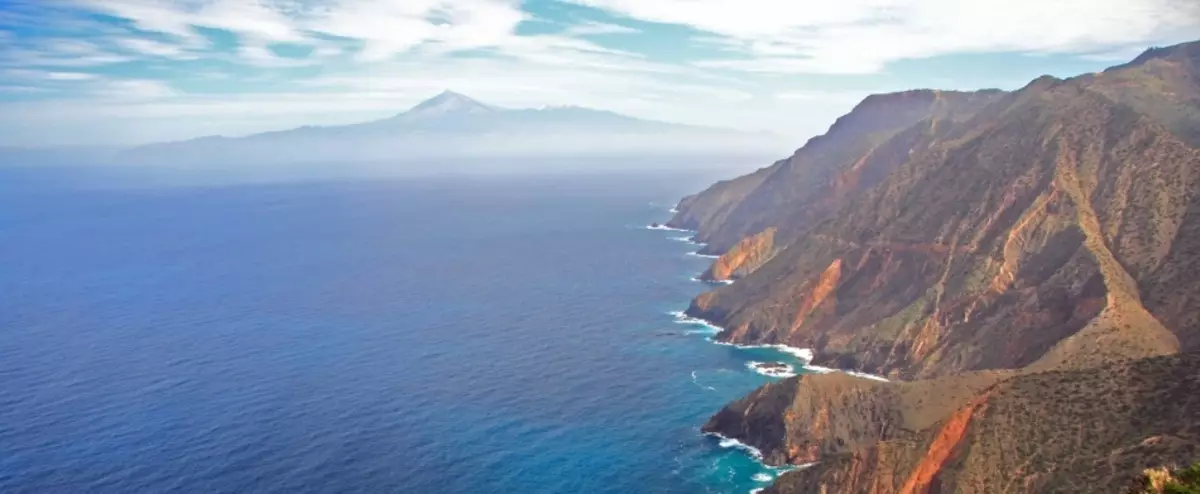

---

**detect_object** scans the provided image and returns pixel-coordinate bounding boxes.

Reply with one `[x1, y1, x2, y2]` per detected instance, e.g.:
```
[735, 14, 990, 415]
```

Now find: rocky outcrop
[763, 352, 1200, 494]
[702, 371, 1009, 466]
[702, 228, 777, 281]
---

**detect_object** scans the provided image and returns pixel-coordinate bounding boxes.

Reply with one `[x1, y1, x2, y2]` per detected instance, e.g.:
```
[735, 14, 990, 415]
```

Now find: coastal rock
[702, 371, 1007, 466]
[763, 352, 1200, 494]
[702, 228, 777, 282]
[754, 362, 790, 371]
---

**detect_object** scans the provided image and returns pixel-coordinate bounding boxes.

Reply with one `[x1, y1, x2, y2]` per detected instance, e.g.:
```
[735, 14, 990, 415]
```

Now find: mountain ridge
[675, 40, 1200, 493]
[117, 90, 785, 167]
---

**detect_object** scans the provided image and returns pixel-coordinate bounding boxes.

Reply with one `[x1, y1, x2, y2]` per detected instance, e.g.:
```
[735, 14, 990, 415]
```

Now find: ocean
[0, 167, 812, 493]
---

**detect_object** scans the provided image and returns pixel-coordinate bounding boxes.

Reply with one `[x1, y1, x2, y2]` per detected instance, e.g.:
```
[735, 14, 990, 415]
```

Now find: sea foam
[669, 310, 723, 334]
[688, 276, 736, 286]
[690, 370, 717, 391]
[706, 431, 764, 461]
[668, 297, 890, 383]
[646, 224, 692, 232]
[712, 340, 815, 363]
[745, 361, 797, 378]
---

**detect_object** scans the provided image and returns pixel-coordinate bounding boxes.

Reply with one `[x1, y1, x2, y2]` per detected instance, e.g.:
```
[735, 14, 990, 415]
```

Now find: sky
[1, 0, 1198, 147]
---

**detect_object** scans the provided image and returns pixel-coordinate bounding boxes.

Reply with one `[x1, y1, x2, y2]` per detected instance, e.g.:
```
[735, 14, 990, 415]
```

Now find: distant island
[668, 39, 1200, 492]
[116, 90, 785, 167]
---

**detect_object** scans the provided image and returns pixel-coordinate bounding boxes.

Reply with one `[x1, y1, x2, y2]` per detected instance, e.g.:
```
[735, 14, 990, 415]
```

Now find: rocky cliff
[681, 40, 1200, 494]
[703, 370, 1010, 466]
[702, 227, 777, 281]
[678, 41, 1200, 380]
[762, 352, 1200, 494]
[668, 89, 1005, 254]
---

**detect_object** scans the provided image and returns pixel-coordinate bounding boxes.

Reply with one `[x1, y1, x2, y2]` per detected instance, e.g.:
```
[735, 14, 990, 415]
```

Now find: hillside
[761, 352, 1200, 494]
[676, 41, 1200, 381]
[668, 89, 1004, 254]
[678, 39, 1200, 494]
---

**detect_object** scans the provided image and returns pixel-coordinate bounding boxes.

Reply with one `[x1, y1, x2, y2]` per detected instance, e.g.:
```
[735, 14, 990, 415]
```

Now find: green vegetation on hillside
[1141, 463, 1200, 494]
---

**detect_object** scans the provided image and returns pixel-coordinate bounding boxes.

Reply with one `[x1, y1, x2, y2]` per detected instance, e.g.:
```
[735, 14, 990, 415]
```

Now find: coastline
[670, 309, 888, 381]
[651, 212, 886, 491]
[651, 216, 888, 382]
[702, 431, 814, 491]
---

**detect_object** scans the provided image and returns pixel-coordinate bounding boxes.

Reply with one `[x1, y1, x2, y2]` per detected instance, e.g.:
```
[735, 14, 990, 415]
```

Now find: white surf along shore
[668, 310, 888, 382]
[648, 218, 889, 383]
[703, 430, 817, 486]
[651, 211, 833, 492]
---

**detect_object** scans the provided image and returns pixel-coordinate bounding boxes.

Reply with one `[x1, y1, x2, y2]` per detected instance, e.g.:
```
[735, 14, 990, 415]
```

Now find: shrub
[1142, 463, 1200, 494]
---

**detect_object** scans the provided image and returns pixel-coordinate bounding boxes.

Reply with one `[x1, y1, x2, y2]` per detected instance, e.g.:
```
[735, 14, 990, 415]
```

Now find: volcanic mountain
[117, 90, 783, 167]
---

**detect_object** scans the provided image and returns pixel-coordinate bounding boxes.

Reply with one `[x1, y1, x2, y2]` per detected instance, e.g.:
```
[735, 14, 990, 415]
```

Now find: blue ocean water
[0, 168, 810, 493]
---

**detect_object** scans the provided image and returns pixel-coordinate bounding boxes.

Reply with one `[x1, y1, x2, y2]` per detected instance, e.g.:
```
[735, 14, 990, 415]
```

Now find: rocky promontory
[700, 228, 777, 282]
[763, 353, 1200, 493]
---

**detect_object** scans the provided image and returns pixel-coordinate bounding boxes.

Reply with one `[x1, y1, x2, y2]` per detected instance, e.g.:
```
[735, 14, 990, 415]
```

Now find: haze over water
[0, 167, 809, 493]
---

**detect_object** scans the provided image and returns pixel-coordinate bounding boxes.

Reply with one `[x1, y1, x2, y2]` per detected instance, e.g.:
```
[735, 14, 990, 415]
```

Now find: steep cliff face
[702, 371, 1010, 466]
[669, 90, 1005, 254]
[684, 42, 1200, 380]
[686, 40, 1200, 494]
[763, 352, 1200, 494]
[702, 228, 777, 281]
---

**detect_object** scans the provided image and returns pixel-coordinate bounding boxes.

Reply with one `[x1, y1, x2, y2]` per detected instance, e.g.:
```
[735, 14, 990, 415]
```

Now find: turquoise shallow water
[0, 168, 810, 493]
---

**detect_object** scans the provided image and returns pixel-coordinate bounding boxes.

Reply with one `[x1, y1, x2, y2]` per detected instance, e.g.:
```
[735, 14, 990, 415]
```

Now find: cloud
[0, 85, 47, 94]
[56, 0, 646, 66]
[563, 21, 640, 36]
[115, 37, 197, 59]
[235, 43, 315, 67]
[71, 0, 302, 43]
[0, 37, 133, 68]
[66, 0, 534, 63]
[94, 79, 179, 100]
[562, 0, 1200, 73]
[1, 0, 1195, 147]
[45, 72, 99, 81]
[4, 68, 100, 81]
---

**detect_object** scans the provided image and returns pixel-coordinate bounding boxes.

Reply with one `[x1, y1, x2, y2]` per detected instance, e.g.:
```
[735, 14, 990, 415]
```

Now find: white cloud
[0, 38, 133, 68]
[45, 72, 99, 81]
[0, 85, 47, 94]
[236, 43, 315, 67]
[93, 79, 180, 100]
[68, 0, 535, 63]
[72, 0, 302, 43]
[562, 0, 1200, 73]
[3, 0, 1196, 146]
[562, 20, 640, 36]
[116, 37, 196, 59]
[3, 68, 100, 81]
